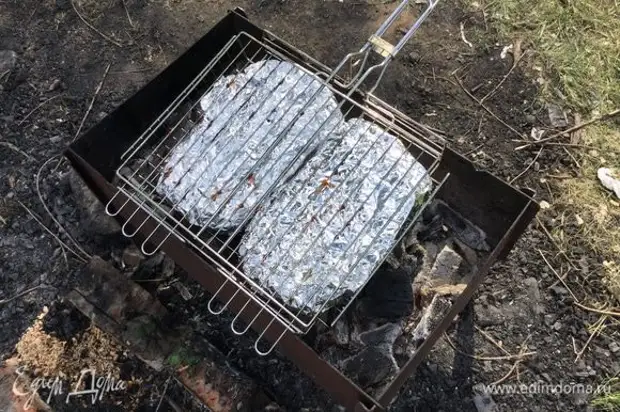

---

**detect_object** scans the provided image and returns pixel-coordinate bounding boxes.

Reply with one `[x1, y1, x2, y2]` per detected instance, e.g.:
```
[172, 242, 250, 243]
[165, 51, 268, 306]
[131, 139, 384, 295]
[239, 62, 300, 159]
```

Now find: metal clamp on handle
[338, 0, 439, 93]
[364, 0, 439, 60]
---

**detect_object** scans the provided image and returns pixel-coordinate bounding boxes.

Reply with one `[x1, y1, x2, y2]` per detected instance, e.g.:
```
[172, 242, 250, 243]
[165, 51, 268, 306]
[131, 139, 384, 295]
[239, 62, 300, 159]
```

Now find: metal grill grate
[106, 0, 447, 355]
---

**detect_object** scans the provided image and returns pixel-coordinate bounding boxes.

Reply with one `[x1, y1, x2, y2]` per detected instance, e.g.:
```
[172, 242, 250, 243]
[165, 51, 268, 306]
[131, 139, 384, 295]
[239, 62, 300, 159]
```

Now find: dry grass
[15, 308, 122, 380]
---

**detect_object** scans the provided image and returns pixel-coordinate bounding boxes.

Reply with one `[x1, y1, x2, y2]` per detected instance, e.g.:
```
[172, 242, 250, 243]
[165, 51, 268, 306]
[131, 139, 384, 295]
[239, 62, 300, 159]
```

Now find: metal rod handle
[363, 0, 439, 61]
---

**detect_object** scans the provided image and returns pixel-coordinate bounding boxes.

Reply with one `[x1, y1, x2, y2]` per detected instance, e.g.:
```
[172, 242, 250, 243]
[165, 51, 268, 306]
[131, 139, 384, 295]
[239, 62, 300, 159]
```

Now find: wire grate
[106, 0, 445, 355]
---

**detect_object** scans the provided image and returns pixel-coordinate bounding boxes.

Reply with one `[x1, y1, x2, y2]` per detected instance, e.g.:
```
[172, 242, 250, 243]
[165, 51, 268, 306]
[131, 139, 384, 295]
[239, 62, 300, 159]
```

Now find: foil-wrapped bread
[156, 59, 343, 231]
[240, 117, 433, 314]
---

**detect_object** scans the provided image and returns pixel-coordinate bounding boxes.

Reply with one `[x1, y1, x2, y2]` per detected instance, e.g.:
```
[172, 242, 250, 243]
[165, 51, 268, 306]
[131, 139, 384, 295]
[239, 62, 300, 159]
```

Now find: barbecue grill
[65, 3, 539, 411]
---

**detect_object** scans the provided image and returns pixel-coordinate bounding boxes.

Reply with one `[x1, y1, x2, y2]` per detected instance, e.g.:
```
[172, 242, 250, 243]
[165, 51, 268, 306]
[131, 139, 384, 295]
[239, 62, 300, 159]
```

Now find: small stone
[552, 321, 562, 331]
[49, 135, 62, 144]
[408, 51, 421, 63]
[524, 277, 544, 315]
[543, 314, 556, 327]
[475, 304, 505, 327]
[0, 50, 17, 74]
[525, 114, 536, 124]
[473, 393, 497, 412]
[609, 341, 620, 353]
[122, 243, 145, 269]
[48, 78, 62, 92]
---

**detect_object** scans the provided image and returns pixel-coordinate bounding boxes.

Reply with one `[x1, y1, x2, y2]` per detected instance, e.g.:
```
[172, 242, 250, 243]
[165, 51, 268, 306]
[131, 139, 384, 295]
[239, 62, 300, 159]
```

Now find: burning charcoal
[359, 265, 415, 321]
[332, 317, 350, 346]
[428, 245, 463, 283]
[358, 322, 402, 347]
[341, 346, 398, 388]
[411, 295, 452, 343]
[122, 243, 144, 269]
[435, 201, 490, 251]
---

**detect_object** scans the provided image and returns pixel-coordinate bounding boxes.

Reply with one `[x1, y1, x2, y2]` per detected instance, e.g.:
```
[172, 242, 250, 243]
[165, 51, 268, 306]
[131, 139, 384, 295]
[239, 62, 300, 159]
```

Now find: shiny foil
[240, 118, 433, 314]
[156, 59, 343, 230]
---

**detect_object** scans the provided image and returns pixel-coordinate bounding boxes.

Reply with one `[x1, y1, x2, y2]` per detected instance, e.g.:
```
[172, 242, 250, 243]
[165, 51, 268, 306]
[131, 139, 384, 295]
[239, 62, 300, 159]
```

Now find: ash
[309, 199, 490, 396]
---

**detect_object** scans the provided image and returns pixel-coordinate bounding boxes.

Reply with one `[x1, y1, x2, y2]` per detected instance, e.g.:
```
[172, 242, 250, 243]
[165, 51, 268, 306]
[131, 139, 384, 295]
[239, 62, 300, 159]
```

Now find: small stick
[0, 141, 35, 161]
[510, 145, 543, 184]
[538, 249, 578, 302]
[516, 109, 620, 150]
[475, 325, 511, 356]
[574, 301, 620, 318]
[460, 22, 473, 48]
[0, 284, 56, 306]
[155, 376, 172, 412]
[575, 315, 606, 362]
[536, 216, 578, 271]
[454, 75, 525, 140]
[18, 94, 63, 126]
[71, 0, 123, 47]
[0, 213, 6, 225]
[52, 63, 111, 172]
[444, 333, 536, 361]
[16, 199, 88, 264]
[71, 63, 111, 143]
[481, 50, 527, 104]
[490, 358, 520, 386]
[37, 156, 92, 261]
[121, 0, 135, 28]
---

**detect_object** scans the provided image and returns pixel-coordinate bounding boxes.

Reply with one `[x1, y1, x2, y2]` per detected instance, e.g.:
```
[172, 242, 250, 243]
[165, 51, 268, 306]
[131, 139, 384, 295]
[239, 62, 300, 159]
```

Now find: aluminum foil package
[156, 59, 343, 231]
[240, 118, 433, 314]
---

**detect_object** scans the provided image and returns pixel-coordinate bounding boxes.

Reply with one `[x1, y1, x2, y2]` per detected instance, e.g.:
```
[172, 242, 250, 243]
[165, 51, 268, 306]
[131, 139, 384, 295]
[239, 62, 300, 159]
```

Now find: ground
[0, 0, 619, 411]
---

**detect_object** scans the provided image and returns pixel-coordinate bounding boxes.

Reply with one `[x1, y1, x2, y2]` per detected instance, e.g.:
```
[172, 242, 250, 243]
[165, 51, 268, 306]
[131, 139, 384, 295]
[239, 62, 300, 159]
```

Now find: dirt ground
[1, 0, 618, 411]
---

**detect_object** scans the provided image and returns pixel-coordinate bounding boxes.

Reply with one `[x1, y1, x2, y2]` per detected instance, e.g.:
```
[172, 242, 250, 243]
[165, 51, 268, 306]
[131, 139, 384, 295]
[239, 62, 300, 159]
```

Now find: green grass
[592, 377, 620, 411]
[474, 1, 620, 408]
[489, 0, 620, 113]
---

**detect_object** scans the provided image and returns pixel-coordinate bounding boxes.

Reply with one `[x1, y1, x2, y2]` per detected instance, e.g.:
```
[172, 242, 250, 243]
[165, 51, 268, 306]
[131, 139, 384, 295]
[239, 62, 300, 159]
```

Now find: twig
[490, 335, 531, 385]
[491, 358, 520, 386]
[0, 141, 35, 161]
[454, 75, 525, 140]
[16, 199, 88, 264]
[0, 69, 10, 83]
[460, 22, 473, 48]
[155, 376, 172, 412]
[70, 0, 123, 47]
[18, 94, 63, 126]
[36, 156, 92, 261]
[510, 145, 543, 184]
[0, 284, 56, 306]
[575, 315, 607, 362]
[516, 109, 620, 150]
[475, 326, 511, 356]
[574, 301, 620, 318]
[71, 63, 111, 143]
[121, 0, 135, 28]
[538, 249, 578, 302]
[0, 213, 6, 225]
[536, 216, 578, 271]
[481, 50, 527, 104]
[444, 333, 536, 361]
